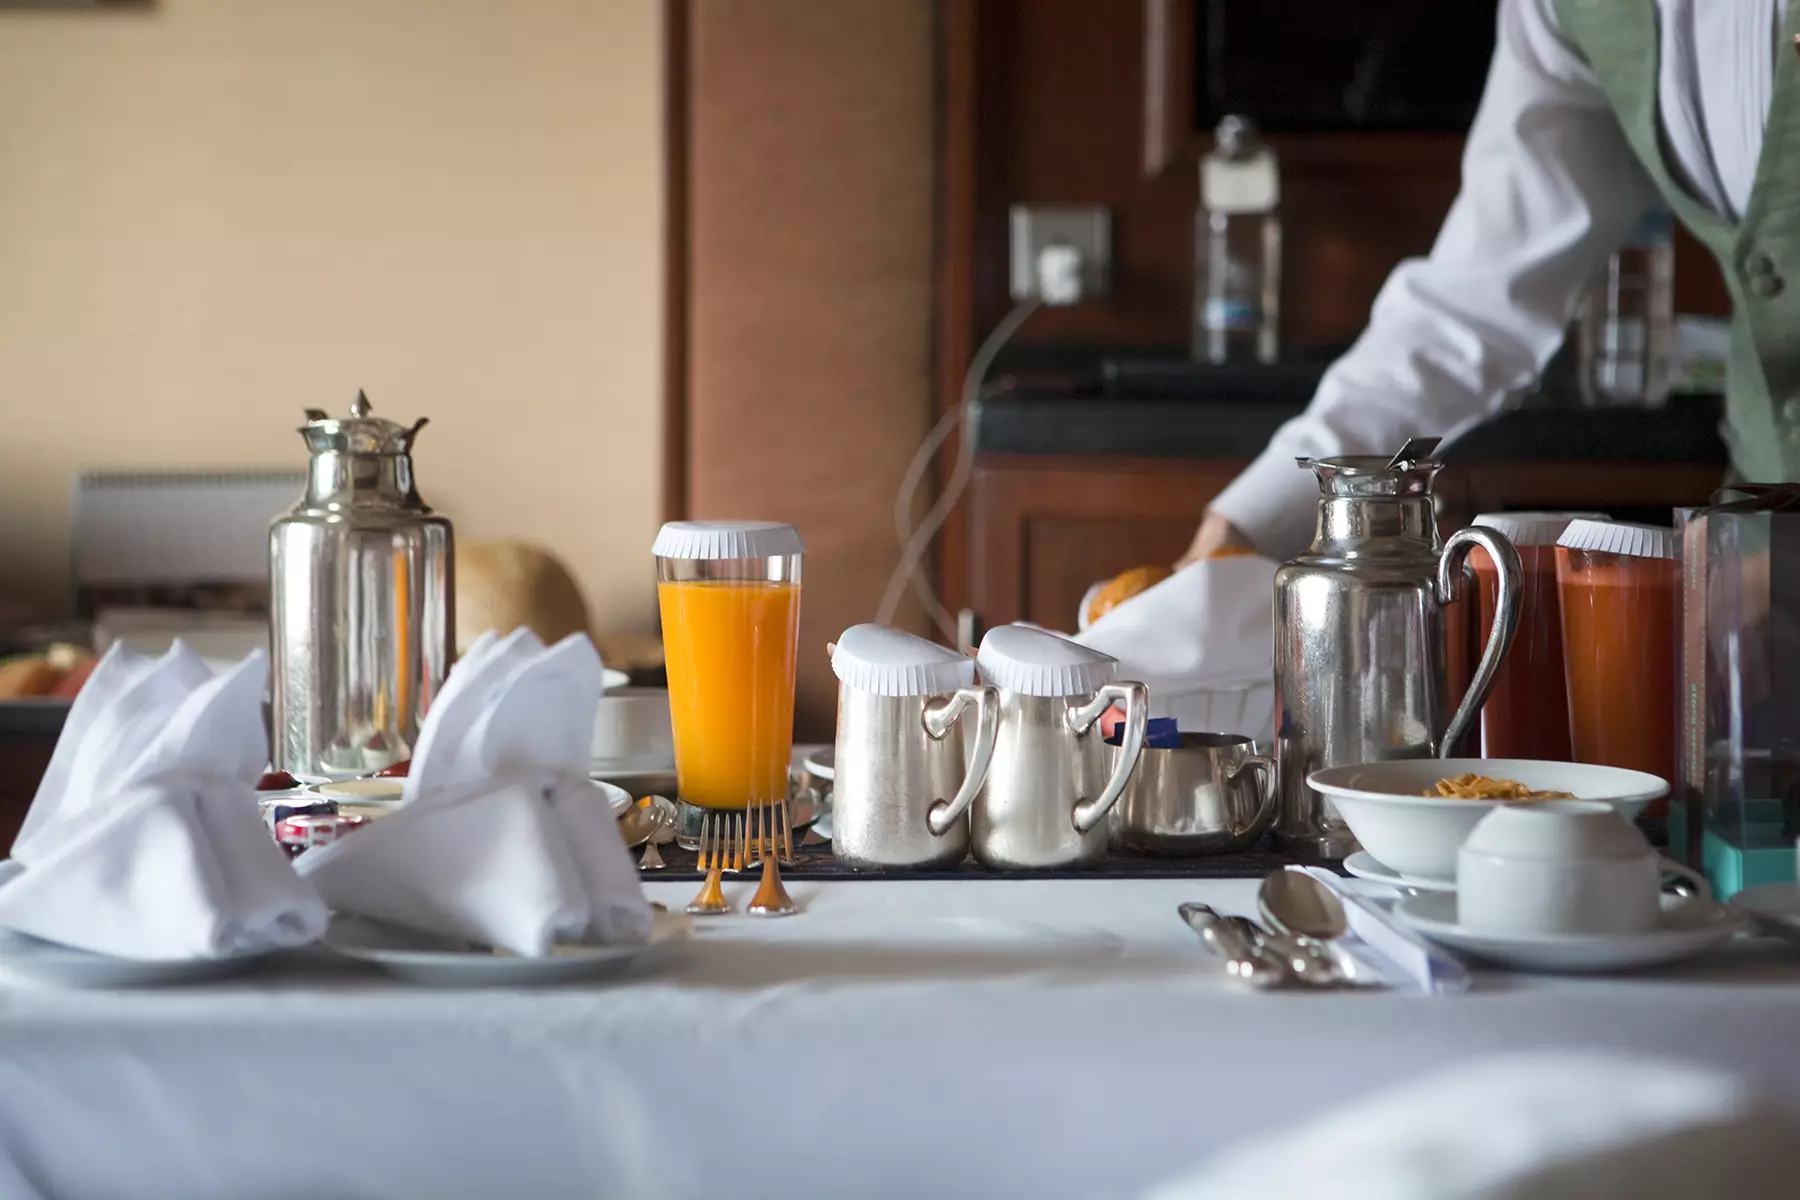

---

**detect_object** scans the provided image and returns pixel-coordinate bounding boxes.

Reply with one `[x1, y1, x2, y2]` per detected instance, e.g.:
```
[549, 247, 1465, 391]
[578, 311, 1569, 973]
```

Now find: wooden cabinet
[967, 455, 1246, 629]
[966, 453, 1727, 635]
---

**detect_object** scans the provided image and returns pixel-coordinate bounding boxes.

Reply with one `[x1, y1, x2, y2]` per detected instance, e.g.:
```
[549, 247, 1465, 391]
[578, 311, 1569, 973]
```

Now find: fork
[745, 797, 796, 917]
[684, 809, 743, 916]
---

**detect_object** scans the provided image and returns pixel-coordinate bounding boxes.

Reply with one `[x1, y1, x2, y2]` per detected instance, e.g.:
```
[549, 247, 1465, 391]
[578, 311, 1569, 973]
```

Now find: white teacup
[590, 687, 675, 769]
[1457, 800, 1711, 938]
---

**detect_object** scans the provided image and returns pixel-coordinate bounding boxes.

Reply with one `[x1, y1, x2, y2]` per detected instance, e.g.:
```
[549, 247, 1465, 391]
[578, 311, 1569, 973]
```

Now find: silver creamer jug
[970, 624, 1149, 869]
[828, 624, 998, 870]
[270, 392, 454, 780]
[1272, 445, 1521, 860]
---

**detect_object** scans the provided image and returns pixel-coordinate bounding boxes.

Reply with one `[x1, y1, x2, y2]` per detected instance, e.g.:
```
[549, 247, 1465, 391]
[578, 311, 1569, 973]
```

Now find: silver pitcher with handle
[1273, 441, 1521, 860]
[829, 624, 999, 869]
[970, 624, 1149, 868]
[270, 391, 453, 781]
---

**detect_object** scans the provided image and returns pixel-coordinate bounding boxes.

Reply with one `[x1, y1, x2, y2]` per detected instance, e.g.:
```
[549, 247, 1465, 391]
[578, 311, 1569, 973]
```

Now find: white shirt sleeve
[1206, 0, 1663, 561]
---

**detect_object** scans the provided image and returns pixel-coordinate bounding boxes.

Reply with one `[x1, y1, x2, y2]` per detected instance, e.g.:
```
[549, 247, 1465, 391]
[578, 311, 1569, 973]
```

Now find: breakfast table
[7, 876, 1800, 1200]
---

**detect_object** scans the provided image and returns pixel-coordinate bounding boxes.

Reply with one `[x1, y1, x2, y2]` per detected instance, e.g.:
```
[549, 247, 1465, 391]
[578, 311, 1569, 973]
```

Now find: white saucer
[1343, 850, 1456, 893]
[591, 765, 678, 801]
[0, 929, 284, 989]
[323, 909, 689, 986]
[1395, 892, 1744, 973]
[804, 747, 835, 782]
[1729, 883, 1800, 947]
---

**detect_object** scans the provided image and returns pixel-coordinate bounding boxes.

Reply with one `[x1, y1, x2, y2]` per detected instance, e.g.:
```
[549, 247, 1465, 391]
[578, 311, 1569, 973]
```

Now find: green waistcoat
[1554, 0, 1800, 482]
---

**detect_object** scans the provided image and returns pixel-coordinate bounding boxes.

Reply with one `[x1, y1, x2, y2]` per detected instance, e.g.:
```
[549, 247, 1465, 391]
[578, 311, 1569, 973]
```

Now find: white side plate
[0, 930, 284, 989]
[1395, 892, 1743, 974]
[323, 909, 690, 986]
[1343, 851, 1457, 894]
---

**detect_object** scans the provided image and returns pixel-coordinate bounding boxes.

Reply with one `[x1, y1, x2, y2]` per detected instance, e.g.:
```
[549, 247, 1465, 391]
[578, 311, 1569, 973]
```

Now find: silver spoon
[1257, 870, 1365, 987]
[1177, 903, 1289, 989]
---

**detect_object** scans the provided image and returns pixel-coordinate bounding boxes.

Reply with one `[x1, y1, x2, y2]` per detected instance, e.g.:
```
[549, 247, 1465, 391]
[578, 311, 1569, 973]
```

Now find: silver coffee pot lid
[299, 390, 427, 456]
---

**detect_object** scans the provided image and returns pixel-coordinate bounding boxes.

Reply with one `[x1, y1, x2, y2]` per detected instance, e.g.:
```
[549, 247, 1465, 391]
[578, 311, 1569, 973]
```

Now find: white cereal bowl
[1306, 759, 1666, 884]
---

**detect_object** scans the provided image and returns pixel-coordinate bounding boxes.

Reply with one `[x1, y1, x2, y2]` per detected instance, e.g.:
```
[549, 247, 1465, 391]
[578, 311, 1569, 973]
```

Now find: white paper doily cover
[1556, 518, 1676, 560]
[652, 520, 804, 560]
[1472, 512, 1609, 547]
[830, 624, 973, 697]
[976, 624, 1117, 697]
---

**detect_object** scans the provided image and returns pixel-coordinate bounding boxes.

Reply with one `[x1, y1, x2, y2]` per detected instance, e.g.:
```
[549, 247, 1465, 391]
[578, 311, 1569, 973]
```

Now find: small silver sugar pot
[970, 625, 1149, 869]
[1109, 732, 1276, 855]
[829, 624, 998, 870]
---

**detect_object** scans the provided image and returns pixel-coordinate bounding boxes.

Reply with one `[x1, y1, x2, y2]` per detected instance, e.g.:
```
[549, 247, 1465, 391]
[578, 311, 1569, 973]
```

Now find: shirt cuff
[1206, 446, 1322, 564]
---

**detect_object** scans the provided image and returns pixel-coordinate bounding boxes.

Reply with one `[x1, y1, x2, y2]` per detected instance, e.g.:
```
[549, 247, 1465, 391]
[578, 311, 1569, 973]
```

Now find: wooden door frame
[663, 0, 690, 524]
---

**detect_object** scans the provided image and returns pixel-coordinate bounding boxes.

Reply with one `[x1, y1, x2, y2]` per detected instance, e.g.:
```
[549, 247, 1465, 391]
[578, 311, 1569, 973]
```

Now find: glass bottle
[1195, 115, 1281, 365]
[1577, 209, 1674, 408]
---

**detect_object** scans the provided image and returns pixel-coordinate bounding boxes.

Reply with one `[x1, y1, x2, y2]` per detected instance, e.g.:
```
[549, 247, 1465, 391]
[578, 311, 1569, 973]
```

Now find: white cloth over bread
[1073, 556, 1276, 740]
[0, 643, 327, 960]
[297, 629, 653, 957]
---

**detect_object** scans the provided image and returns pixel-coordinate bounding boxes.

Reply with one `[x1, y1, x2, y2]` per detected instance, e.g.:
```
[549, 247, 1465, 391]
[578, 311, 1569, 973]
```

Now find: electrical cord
[875, 297, 1041, 642]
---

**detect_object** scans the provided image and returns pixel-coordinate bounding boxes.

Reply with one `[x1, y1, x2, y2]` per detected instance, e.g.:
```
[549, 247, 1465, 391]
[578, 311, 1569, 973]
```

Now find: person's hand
[1176, 511, 1255, 570]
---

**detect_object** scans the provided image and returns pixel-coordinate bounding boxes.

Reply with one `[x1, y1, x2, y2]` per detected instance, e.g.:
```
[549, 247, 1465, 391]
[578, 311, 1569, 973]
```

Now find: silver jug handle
[922, 685, 999, 837]
[1069, 681, 1149, 834]
[1227, 753, 1278, 839]
[1434, 526, 1522, 758]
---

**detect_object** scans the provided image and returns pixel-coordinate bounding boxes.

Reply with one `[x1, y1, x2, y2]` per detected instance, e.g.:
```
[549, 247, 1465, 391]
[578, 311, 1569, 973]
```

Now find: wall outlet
[1009, 204, 1110, 302]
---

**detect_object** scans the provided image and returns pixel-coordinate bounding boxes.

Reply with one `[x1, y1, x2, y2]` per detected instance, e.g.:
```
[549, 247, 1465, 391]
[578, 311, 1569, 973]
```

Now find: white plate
[602, 668, 630, 691]
[594, 778, 634, 817]
[0, 929, 284, 989]
[1395, 892, 1743, 973]
[804, 746, 835, 782]
[592, 766, 678, 801]
[1342, 850, 1457, 894]
[323, 909, 690, 986]
[1730, 883, 1800, 947]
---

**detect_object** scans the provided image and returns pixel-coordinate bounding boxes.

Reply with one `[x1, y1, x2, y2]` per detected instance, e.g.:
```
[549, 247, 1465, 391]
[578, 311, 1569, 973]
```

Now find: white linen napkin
[0, 643, 328, 960]
[1072, 557, 1277, 740]
[1142, 1053, 1800, 1200]
[297, 629, 654, 957]
[1293, 867, 1470, 995]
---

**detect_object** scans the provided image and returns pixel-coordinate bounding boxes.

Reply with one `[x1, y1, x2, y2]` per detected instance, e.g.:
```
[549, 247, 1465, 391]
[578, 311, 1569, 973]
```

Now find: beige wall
[0, 0, 663, 632]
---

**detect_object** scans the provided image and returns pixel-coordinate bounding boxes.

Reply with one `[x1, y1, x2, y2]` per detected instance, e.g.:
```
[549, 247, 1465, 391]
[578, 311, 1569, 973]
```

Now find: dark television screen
[1195, 0, 1500, 133]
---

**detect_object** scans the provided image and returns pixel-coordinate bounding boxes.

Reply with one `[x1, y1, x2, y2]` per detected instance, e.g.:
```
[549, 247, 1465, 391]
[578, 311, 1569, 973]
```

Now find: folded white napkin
[0, 643, 328, 960]
[1143, 1053, 1800, 1200]
[1072, 557, 1277, 740]
[297, 629, 653, 957]
[1294, 867, 1469, 995]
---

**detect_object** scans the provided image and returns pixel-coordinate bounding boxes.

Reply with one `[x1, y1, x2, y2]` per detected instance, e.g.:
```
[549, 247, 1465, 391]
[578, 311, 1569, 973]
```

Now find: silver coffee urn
[269, 392, 454, 780]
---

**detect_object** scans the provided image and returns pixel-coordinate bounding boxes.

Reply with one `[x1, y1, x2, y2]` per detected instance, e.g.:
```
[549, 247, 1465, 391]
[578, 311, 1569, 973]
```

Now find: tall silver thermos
[1271, 442, 1521, 861]
[269, 392, 454, 780]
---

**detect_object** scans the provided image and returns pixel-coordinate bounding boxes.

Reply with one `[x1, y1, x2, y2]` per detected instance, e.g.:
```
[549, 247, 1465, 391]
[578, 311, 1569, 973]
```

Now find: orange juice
[657, 580, 801, 809]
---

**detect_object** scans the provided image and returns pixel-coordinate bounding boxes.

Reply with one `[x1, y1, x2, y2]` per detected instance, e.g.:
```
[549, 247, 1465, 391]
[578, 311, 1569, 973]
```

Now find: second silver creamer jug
[1272, 443, 1521, 860]
[970, 624, 1149, 869]
[829, 624, 998, 869]
[270, 392, 454, 781]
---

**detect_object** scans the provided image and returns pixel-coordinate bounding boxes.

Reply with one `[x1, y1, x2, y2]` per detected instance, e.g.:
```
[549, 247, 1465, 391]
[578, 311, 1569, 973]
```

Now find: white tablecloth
[5, 877, 1800, 1200]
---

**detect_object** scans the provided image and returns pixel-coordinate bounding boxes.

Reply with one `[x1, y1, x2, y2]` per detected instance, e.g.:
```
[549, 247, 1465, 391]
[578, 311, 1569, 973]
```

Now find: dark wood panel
[968, 456, 1246, 629]
[1024, 515, 1200, 629]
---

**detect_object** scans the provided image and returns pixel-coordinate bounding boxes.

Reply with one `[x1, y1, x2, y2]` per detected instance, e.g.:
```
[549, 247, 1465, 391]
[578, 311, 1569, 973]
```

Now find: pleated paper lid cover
[1556, 518, 1677, 559]
[830, 624, 973, 697]
[1472, 512, 1609, 547]
[976, 624, 1118, 697]
[652, 520, 804, 560]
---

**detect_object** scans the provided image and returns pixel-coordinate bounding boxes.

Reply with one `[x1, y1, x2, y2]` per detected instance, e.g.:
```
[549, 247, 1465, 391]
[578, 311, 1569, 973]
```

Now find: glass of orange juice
[654, 521, 803, 810]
